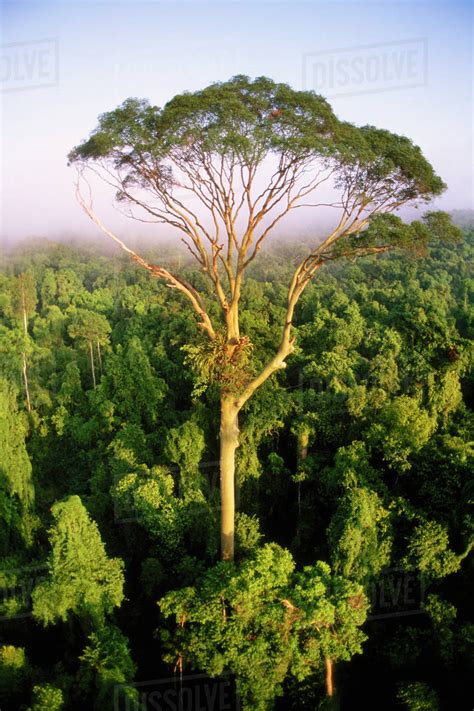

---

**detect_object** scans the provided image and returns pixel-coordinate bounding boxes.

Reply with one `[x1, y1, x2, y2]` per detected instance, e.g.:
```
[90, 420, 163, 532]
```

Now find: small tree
[0, 378, 35, 547]
[397, 681, 439, 711]
[68, 309, 111, 388]
[69, 75, 458, 560]
[164, 418, 207, 494]
[9, 272, 37, 411]
[78, 624, 138, 710]
[0, 645, 30, 708]
[32, 495, 124, 626]
[29, 684, 64, 711]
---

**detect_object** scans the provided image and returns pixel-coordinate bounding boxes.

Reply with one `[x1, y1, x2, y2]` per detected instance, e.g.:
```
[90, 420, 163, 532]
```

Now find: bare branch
[74, 172, 216, 339]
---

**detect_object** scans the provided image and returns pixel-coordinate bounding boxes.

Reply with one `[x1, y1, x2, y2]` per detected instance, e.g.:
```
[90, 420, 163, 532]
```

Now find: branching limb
[74, 174, 216, 339]
[235, 220, 393, 409]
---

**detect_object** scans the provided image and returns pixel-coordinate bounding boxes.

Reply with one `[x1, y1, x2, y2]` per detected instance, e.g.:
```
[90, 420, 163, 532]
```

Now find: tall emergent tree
[67, 308, 111, 389]
[69, 75, 455, 561]
[9, 273, 37, 412]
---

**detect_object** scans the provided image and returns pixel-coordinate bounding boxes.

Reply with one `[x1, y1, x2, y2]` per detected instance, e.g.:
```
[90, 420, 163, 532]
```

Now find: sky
[0, 0, 472, 247]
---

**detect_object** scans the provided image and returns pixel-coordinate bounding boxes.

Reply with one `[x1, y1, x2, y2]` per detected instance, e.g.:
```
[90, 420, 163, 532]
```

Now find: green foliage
[0, 560, 44, 619]
[70, 76, 444, 215]
[0, 378, 36, 547]
[0, 645, 30, 707]
[164, 419, 206, 494]
[236, 381, 293, 486]
[69, 77, 339, 165]
[28, 683, 64, 711]
[235, 512, 262, 557]
[112, 465, 217, 560]
[336, 212, 461, 261]
[159, 544, 368, 710]
[328, 486, 391, 583]
[78, 624, 138, 710]
[367, 328, 402, 393]
[0, 379, 34, 509]
[50, 362, 84, 436]
[100, 336, 167, 426]
[40, 268, 58, 309]
[8, 272, 37, 323]
[0, 229, 472, 708]
[425, 594, 457, 661]
[68, 307, 111, 346]
[402, 520, 462, 581]
[397, 681, 439, 710]
[32, 495, 124, 625]
[326, 443, 392, 584]
[334, 124, 446, 202]
[367, 395, 435, 470]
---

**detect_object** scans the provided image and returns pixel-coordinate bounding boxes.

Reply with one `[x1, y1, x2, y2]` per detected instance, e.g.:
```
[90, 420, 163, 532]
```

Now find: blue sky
[0, 0, 472, 243]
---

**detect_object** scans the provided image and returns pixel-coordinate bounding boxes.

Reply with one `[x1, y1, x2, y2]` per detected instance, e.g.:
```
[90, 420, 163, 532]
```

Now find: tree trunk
[96, 341, 103, 373]
[220, 396, 239, 561]
[325, 657, 334, 697]
[296, 429, 309, 524]
[89, 341, 96, 389]
[22, 351, 31, 413]
[297, 429, 309, 463]
[19, 277, 29, 337]
[20, 300, 31, 412]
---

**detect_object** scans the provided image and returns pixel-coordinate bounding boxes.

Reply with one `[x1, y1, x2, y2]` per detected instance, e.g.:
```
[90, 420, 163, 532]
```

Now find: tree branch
[75, 175, 216, 339]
